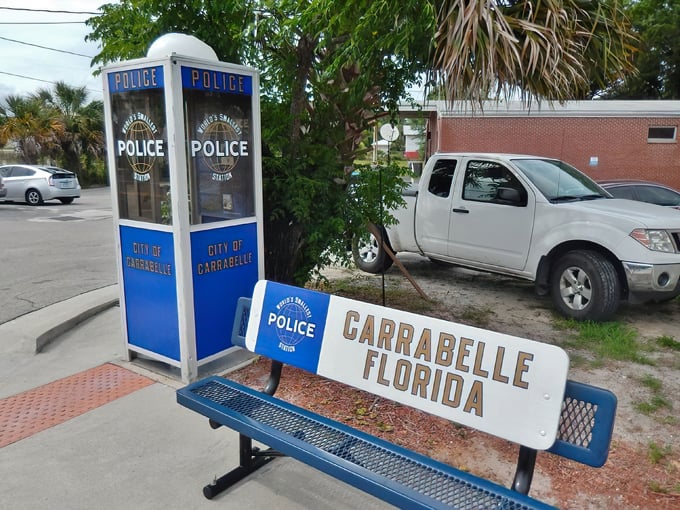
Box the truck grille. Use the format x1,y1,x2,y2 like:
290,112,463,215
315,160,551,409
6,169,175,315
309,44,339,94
672,232,680,252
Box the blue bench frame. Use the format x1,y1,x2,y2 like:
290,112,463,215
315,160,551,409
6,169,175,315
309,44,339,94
177,297,617,508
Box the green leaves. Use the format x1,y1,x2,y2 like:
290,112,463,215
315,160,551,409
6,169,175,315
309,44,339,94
86,0,253,68
346,163,409,229
602,0,680,98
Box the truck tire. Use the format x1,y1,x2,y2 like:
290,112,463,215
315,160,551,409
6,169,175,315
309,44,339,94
352,228,394,273
549,250,621,321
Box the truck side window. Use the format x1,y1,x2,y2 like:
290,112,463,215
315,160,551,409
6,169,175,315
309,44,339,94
427,159,456,198
463,160,527,206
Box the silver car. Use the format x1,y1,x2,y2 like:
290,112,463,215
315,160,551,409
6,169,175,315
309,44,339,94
599,179,680,210
0,164,81,205
0,174,6,198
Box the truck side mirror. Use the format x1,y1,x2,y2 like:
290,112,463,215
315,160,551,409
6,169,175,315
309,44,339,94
496,187,523,205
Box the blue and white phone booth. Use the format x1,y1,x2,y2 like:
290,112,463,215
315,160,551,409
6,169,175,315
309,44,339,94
102,34,264,382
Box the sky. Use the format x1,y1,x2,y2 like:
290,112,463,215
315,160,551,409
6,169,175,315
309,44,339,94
0,1,426,106
0,1,109,102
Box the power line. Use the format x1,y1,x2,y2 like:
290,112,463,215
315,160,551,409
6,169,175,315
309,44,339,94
0,70,101,95
0,7,100,15
0,21,88,25
0,70,54,85
0,35,94,58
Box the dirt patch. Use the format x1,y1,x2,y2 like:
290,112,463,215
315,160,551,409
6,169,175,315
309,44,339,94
229,254,680,508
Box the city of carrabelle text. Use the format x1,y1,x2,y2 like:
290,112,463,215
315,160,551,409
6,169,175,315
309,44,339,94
125,242,171,275
196,239,254,275
125,257,172,275
196,253,253,274
342,311,535,418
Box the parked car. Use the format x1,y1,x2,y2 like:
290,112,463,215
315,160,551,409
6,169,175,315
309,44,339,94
599,180,680,210
0,164,80,205
0,174,6,198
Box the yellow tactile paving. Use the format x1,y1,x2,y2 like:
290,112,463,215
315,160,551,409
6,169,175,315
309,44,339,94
0,363,154,448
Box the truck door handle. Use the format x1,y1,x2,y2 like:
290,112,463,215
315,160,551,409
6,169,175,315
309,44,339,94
452,208,469,214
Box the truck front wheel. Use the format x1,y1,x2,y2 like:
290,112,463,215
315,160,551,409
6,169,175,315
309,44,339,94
352,229,394,273
549,250,621,321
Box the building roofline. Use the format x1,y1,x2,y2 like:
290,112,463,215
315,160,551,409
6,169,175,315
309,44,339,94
405,100,680,118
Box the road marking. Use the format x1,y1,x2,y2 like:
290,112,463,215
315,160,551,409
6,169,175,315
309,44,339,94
28,209,112,222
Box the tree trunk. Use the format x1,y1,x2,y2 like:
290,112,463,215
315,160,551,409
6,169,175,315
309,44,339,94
20,138,40,164
263,215,305,284
262,33,317,285
287,34,317,156
61,141,82,175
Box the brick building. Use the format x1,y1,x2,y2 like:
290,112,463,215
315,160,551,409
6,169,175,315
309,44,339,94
412,100,680,189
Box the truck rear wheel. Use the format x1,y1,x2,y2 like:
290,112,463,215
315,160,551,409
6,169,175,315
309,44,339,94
352,228,394,273
549,250,621,321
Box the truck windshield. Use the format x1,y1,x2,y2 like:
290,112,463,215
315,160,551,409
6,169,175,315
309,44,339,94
512,158,608,202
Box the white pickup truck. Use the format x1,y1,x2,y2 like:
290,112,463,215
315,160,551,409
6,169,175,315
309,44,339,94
353,153,680,321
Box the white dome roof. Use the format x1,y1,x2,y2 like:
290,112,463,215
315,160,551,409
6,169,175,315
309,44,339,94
147,33,218,60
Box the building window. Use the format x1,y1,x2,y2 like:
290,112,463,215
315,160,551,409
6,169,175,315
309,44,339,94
647,126,677,143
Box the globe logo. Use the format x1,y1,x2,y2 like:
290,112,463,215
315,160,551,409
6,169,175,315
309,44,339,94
202,120,239,176
268,297,316,353
276,302,309,347
125,119,156,176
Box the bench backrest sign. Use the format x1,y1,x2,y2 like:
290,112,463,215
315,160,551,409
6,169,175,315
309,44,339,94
245,280,569,450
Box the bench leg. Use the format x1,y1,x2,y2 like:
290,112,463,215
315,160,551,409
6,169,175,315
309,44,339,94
511,445,537,495
264,360,283,395
202,433,282,499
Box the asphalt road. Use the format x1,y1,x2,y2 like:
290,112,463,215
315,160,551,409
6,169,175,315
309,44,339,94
0,187,117,325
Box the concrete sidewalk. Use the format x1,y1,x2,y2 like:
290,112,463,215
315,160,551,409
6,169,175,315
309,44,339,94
0,287,391,509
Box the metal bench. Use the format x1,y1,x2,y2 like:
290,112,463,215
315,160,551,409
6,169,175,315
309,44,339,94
177,280,617,509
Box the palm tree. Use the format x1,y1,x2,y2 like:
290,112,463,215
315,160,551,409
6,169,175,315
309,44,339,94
431,0,637,104
0,95,62,164
33,82,104,175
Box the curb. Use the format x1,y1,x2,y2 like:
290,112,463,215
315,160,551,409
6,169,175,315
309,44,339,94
0,285,120,354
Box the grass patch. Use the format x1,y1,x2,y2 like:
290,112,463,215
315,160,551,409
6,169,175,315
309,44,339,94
636,395,672,415
648,480,680,495
647,481,668,494
323,278,434,315
458,305,495,327
635,374,672,416
656,335,680,351
565,352,590,369
647,441,672,464
555,319,653,364
661,415,679,426
640,374,663,392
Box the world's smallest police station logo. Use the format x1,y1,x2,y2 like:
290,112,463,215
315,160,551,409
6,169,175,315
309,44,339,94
191,114,248,182
116,112,165,182
268,296,317,353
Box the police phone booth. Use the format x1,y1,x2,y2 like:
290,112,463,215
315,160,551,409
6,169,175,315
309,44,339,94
102,35,264,382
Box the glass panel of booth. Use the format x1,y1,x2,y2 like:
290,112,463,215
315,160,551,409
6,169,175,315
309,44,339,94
182,66,255,225
109,67,172,225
